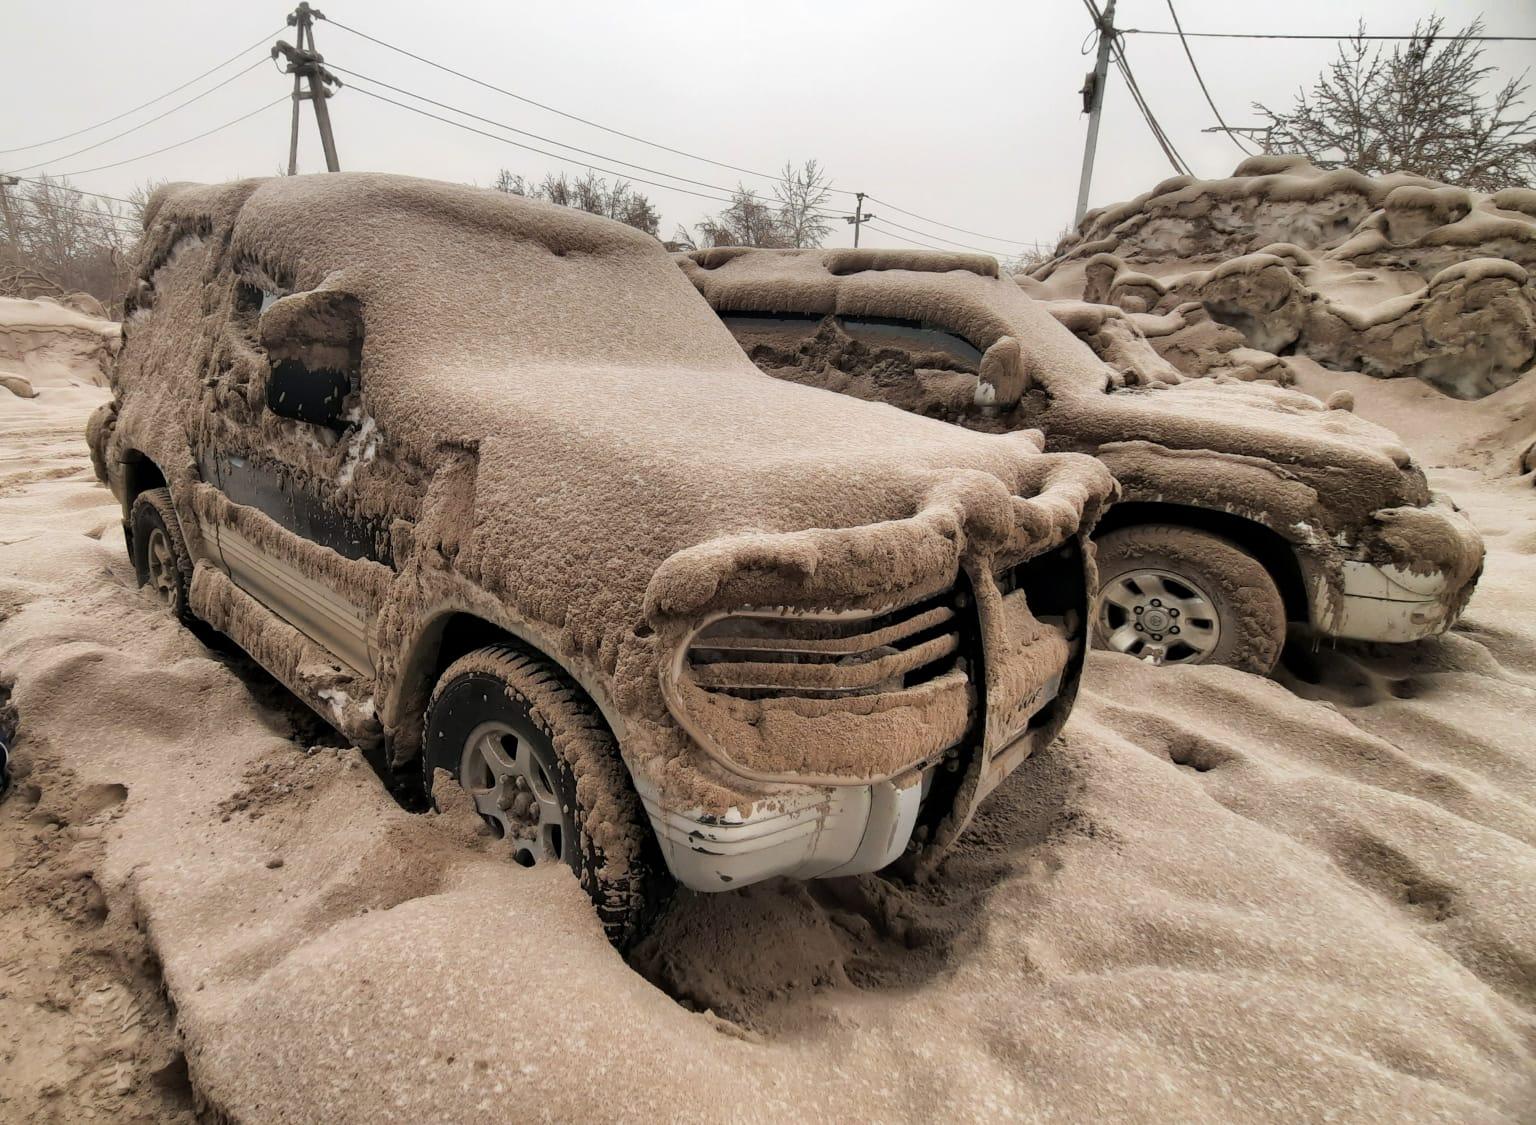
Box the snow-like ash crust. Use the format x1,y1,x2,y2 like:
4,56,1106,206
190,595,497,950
103,173,1114,814
0,296,120,398
1026,158,1536,399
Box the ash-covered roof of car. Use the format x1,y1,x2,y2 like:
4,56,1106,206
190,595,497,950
676,244,1110,384
686,247,1001,279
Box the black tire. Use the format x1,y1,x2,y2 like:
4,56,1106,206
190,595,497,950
422,645,669,949
1093,524,1286,676
130,487,195,625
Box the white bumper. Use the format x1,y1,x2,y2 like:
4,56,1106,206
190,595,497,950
631,770,925,892
1328,561,1461,643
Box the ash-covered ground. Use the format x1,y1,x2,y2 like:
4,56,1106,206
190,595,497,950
2,274,1534,1122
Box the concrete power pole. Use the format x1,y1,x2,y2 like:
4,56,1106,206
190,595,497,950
1073,0,1116,226
843,191,876,248
274,3,342,174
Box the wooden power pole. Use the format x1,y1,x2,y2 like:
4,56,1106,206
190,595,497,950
274,3,342,174
1074,0,1116,225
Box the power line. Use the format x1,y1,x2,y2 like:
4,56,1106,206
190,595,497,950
1164,0,1254,155
1108,35,1192,175
861,220,967,254
1077,0,1188,179
324,15,1046,248
860,221,946,252
41,97,288,179
10,177,138,206
14,199,139,230
4,58,270,176
347,83,747,207
335,66,816,214
861,197,1040,246
1122,27,1536,42
0,28,285,156
320,16,818,192
858,214,1013,256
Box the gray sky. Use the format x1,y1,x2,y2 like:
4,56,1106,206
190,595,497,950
6,0,1534,256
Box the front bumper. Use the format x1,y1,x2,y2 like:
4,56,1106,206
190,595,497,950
1328,560,1471,643
633,714,1059,893
1317,496,1483,644
632,770,926,891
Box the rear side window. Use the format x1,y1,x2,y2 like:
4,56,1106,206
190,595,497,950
722,313,981,372
838,317,981,371
232,265,291,339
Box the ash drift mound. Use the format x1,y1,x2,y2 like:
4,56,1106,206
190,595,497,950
1024,156,1536,401
4,271,1536,1119
0,295,119,399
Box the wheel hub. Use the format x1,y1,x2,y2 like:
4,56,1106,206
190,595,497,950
460,719,572,868
145,526,178,609
1099,568,1220,666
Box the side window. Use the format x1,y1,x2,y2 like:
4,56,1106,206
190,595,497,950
258,290,364,432
838,317,982,372
721,313,981,374
721,312,824,356
232,264,290,340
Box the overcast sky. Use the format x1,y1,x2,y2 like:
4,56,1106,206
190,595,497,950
6,0,1534,257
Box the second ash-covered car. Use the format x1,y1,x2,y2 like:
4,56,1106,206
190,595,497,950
88,174,1115,946
679,247,1485,677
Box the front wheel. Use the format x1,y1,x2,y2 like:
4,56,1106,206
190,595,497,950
130,487,195,625
422,645,669,949
1092,524,1286,676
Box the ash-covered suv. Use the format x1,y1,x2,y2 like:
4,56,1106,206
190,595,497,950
680,248,1485,676
88,175,1115,945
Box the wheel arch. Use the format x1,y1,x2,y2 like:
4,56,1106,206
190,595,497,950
1093,501,1310,623
385,609,629,770
118,449,168,509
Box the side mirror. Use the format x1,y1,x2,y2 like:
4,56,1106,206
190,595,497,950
259,290,362,430
975,335,1033,410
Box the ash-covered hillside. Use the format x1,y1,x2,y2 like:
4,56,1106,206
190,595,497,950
1023,155,1536,401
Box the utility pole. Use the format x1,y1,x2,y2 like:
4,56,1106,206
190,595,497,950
1074,0,1116,225
843,191,876,247
273,3,342,174
0,176,19,248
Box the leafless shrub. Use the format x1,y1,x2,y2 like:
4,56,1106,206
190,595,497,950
1000,227,1077,276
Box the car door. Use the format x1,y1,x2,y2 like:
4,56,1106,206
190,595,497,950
198,274,392,676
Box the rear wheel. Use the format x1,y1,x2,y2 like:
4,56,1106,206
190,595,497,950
130,487,194,625
1093,524,1286,676
422,645,668,948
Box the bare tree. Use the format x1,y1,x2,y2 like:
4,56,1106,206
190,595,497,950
492,169,661,236
683,185,792,249
1255,18,1536,190
679,159,836,250
0,175,138,311
773,159,833,248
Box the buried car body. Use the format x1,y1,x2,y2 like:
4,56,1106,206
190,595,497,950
87,174,1115,944
679,247,1485,676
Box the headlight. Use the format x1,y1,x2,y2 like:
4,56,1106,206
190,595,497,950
685,591,963,700
661,586,979,786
